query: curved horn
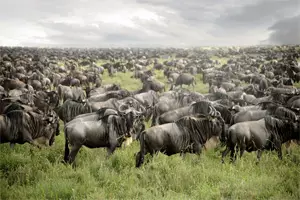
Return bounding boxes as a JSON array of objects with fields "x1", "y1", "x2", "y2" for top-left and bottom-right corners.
[
  {"x1": 133, "y1": 109, "x2": 143, "y2": 116},
  {"x1": 139, "y1": 105, "x2": 146, "y2": 113},
  {"x1": 208, "y1": 105, "x2": 217, "y2": 116},
  {"x1": 118, "y1": 103, "x2": 128, "y2": 114},
  {"x1": 208, "y1": 105, "x2": 213, "y2": 115}
]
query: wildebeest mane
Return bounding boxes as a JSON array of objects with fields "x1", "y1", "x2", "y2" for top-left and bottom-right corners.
[
  {"x1": 189, "y1": 100, "x2": 212, "y2": 115},
  {"x1": 109, "y1": 115, "x2": 128, "y2": 143},
  {"x1": 24, "y1": 111, "x2": 46, "y2": 140},
  {"x1": 175, "y1": 115, "x2": 220, "y2": 148},
  {"x1": 3, "y1": 102, "x2": 24, "y2": 114},
  {"x1": 2, "y1": 106, "x2": 24, "y2": 142},
  {"x1": 95, "y1": 107, "x2": 118, "y2": 122},
  {"x1": 214, "y1": 104, "x2": 232, "y2": 124},
  {"x1": 59, "y1": 99, "x2": 92, "y2": 123},
  {"x1": 286, "y1": 95, "x2": 300, "y2": 107},
  {"x1": 273, "y1": 107, "x2": 297, "y2": 122},
  {"x1": 106, "y1": 92, "x2": 123, "y2": 99},
  {"x1": 170, "y1": 92, "x2": 192, "y2": 106},
  {"x1": 264, "y1": 116, "x2": 295, "y2": 150}
]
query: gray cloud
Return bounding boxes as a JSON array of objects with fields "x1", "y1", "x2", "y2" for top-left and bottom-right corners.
[
  {"x1": 0, "y1": 0, "x2": 299, "y2": 47},
  {"x1": 265, "y1": 14, "x2": 300, "y2": 45}
]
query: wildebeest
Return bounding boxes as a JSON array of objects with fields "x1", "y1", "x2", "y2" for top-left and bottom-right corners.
[
  {"x1": 0, "y1": 103, "x2": 60, "y2": 147},
  {"x1": 63, "y1": 106, "x2": 142, "y2": 164},
  {"x1": 157, "y1": 101, "x2": 220, "y2": 125},
  {"x1": 88, "y1": 89, "x2": 130, "y2": 102},
  {"x1": 151, "y1": 92, "x2": 199, "y2": 126},
  {"x1": 55, "y1": 99, "x2": 92, "y2": 124},
  {"x1": 135, "y1": 113, "x2": 225, "y2": 167},
  {"x1": 222, "y1": 116, "x2": 300, "y2": 163},
  {"x1": 170, "y1": 73, "x2": 196, "y2": 90}
]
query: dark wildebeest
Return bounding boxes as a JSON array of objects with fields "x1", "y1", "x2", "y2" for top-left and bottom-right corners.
[
  {"x1": 141, "y1": 77, "x2": 165, "y2": 93},
  {"x1": 63, "y1": 106, "x2": 143, "y2": 165},
  {"x1": 135, "y1": 113, "x2": 225, "y2": 167},
  {"x1": 88, "y1": 84, "x2": 121, "y2": 97},
  {"x1": 133, "y1": 90, "x2": 159, "y2": 121},
  {"x1": 151, "y1": 92, "x2": 198, "y2": 126},
  {"x1": 170, "y1": 73, "x2": 196, "y2": 90},
  {"x1": 2, "y1": 78, "x2": 26, "y2": 91},
  {"x1": 222, "y1": 116, "x2": 300, "y2": 163},
  {"x1": 55, "y1": 99, "x2": 92, "y2": 124},
  {"x1": 0, "y1": 103, "x2": 60, "y2": 148},
  {"x1": 88, "y1": 90, "x2": 130, "y2": 102},
  {"x1": 157, "y1": 101, "x2": 219, "y2": 125}
]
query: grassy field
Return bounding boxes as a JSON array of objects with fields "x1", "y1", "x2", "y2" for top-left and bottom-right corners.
[{"x1": 1, "y1": 57, "x2": 300, "y2": 200}]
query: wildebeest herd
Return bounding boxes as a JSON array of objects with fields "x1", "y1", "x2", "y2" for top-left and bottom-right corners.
[{"x1": 0, "y1": 46, "x2": 299, "y2": 168}]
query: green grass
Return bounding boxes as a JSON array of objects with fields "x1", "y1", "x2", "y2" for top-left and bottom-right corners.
[
  {"x1": 99, "y1": 66, "x2": 209, "y2": 93},
  {"x1": 1, "y1": 55, "x2": 300, "y2": 200},
  {"x1": 1, "y1": 135, "x2": 299, "y2": 200}
]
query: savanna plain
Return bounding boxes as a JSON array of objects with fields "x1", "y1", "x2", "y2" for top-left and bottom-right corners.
[{"x1": 0, "y1": 54, "x2": 300, "y2": 200}]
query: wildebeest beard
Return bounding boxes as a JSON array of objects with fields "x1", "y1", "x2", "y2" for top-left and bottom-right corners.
[
  {"x1": 100, "y1": 113, "x2": 131, "y2": 142},
  {"x1": 174, "y1": 116, "x2": 222, "y2": 151}
]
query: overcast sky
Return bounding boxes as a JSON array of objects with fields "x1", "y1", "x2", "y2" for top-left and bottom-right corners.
[{"x1": 0, "y1": 0, "x2": 299, "y2": 47}]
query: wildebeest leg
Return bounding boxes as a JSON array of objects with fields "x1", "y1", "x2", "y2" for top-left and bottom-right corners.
[
  {"x1": 285, "y1": 141, "x2": 292, "y2": 156},
  {"x1": 136, "y1": 131, "x2": 147, "y2": 168},
  {"x1": 229, "y1": 145, "x2": 236, "y2": 163},
  {"x1": 106, "y1": 122, "x2": 119, "y2": 158},
  {"x1": 106, "y1": 144, "x2": 118, "y2": 158},
  {"x1": 276, "y1": 142, "x2": 283, "y2": 160},
  {"x1": 221, "y1": 146, "x2": 231, "y2": 163},
  {"x1": 10, "y1": 143, "x2": 15, "y2": 149},
  {"x1": 135, "y1": 151, "x2": 145, "y2": 167},
  {"x1": 239, "y1": 143, "x2": 246, "y2": 159},
  {"x1": 180, "y1": 151, "x2": 186, "y2": 158},
  {"x1": 256, "y1": 150, "x2": 262, "y2": 164},
  {"x1": 68, "y1": 144, "x2": 82, "y2": 164},
  {"x1": 193, "y1": 143, "x2": 202, "y2": 156}
]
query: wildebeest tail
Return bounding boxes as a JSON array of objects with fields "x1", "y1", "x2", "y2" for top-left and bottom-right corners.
[
  {"x1": 193, "y1": 77, "x2": 197, "y2": 85},
  {"x1": 136, "y1": 130, "x2": 146, "y2": 168},
  {"x1": 63, "y1": 126, "x2": 70, "y2": 162},
  {"x1": 229, "y1": 114, "x2": 235, "y2": 126},
  {"x1": 151, "y1": 105, "x2": 158, "y2": 127}
]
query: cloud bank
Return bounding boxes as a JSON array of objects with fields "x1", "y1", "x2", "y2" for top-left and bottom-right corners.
[{"x1": 0, "y1": 0, "x2": 299, "y2": 47}]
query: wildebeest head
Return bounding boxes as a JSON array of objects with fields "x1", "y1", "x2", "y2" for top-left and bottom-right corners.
[
  {"x1": 42, "y1": 111, "x2": 60, "y2": 146},
  {"x1": 118, "y1": 103, "x2": 144, "y2": 137},
  {"x1": 206, "y1": 106, "x2": 226, "y2": 143}
]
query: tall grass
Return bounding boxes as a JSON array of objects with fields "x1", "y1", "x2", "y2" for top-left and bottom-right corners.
[
  {"x1": 1, "y1": 57, "x2": 300, "y2": 200},
  {"x1": 1, "y1": 135, "x2": 299, "y2": 200}
]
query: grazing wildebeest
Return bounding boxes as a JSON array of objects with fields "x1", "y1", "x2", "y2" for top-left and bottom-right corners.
[
  {"x1": 222, "y1": 116, "x2": 300, "y2": 163},
  {"x1": 0, "y1": 103, "x2": 60, "y2": 148},
  {"x1": 63, "y1": 106, "x2": 142, "y2": 164},
  {"x1": 135, "y1": 113, "x2": 225, "y2": 167},
  {"x1": 170, "y1": 73, "x2": 196, "y2": 90}
]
